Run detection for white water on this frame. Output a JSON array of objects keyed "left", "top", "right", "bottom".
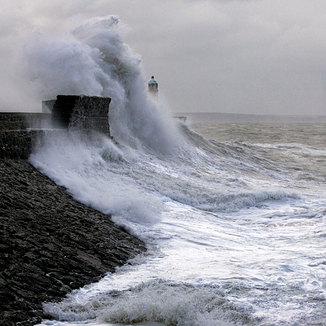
[{"left": 29, "top": 16, "right": 326, "bottom": 326}]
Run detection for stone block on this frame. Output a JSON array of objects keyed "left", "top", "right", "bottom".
[
  {"left": 52, "top": 95, "right": 111, "bottom": 135},
  {"left": 0, "top": 95, "right": 111, "bottom": 159}
]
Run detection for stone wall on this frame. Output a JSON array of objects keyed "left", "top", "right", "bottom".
[
  {"left": 0, "top": 158, "right": 146, "bottom": 326},
  {"left": 0, "top": 95, "right": 111, "bottom": 159},
  {"left": 0, "top": 95, "right": 146, "bottom": 326},
  {"left": 0, "top": 113, "right": 51, "bottom": 159},
  {"left": 52, "top": 95, "right": 111, "bottom": 134},
  {"left": 0, "top": 130, "right": 34, "bottom": 159},
  {"left": 0, "top": 113, "right": 51, "bottom": 131}
]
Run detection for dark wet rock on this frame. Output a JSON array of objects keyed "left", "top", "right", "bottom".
[
  {"left": 52, "top": 95, "right": 111, "bottom": 135},
  {"left": 0, "top": 95, "right": 111, "bottom": 161},
  {"left": 0, "top": 159, "right": 146, "bottom": 326},
  {"left": 0, "top": 113, "right": 51, "bottom": 132}
]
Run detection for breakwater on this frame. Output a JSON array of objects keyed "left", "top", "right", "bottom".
[
  {"left": 0, "top": 95, "right": 111, "bottom": 159},
  {"left": 0, "top": 113, "right": 50, "bottom": 159},
  {"left": 0, "top": 96, "right": 147, "bottom": 326}
]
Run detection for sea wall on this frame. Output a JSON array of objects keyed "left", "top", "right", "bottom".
[
  {"left": 0, "top": 113, "right": 50, "bottom": 159},
  {"left": 0, "top": 96, "right": 147, "bottom": 326},
  {"left": 51, "top": 95, "right": 111, "bottom": 134},
  {"left": 0, "top": 95, "right": 111, "bottom": 159},
  {"left": 0, "top": 159, "right": 146, "bottom": 326}
]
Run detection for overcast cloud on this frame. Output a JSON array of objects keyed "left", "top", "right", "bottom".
[{"left": 0, "top": 0, "right": 326, "bottom": 115}]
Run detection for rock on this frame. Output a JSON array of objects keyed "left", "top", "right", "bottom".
[
  {"left": 0, "top": 95, "right": 111, "bottom": 160},
  {"left": 0, "top": 159, "right": 146, "bottom": 326},
  {"left": 52, "top": 95, "right": 111, "bottom": 135}
]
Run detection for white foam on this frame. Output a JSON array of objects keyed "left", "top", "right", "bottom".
[
  {"left": 30, "top": 131, "right": 163, "bottom": 227},
  {"left": 41, "top": 281, "right": 240, "bottom": 326},
  {"left": 27, "top": 14, "right": 326, "bottom": 326},
  {"left": 25, "top": 15, "right": 185, "bottom": 156}
]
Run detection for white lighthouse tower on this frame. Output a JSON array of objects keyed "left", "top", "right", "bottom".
[{"left": 148, "top": 76, "right": 158, "bottom": 96}]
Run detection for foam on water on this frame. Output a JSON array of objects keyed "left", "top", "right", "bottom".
[
  {"left": 30, "top": 15, "right": 326, "bottom": 326},
  {"left": 32, "top": 128, "right": 326, "bottom": 325},
  {"left": 31, "top": 131, "right": 163, "bottom": 226}
]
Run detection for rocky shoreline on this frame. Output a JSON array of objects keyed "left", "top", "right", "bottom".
[{"left": 0, "top": 158, "right": 146, "bottom": 326}]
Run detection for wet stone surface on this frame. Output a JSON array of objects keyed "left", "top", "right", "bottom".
[{"left": 0, "top": 159, "right": 146, "bottom": 326}]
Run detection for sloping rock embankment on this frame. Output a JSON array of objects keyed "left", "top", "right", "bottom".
[{"left": 0, "top": 158, "right": 146, "bottom": 326}]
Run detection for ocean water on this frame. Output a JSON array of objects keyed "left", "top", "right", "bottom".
[
  {"left": 31, "top": 120, "right": 326, "bottom": 326},
  {"left": 28, "top": 15, "right": 326, "bottom": 326}
]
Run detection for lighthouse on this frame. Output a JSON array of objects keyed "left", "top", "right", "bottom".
[{"left": 148, "top": 76, "right": 158, "bottom": 95}]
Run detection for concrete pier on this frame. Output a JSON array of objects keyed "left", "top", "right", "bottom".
[
  {"left": 0, "top": 113, "right": 51, "bottom": 159},
  {"left": 0, "top": 95, "right": 111, "bottom": 159},
  {"left": 52, "top": 95, "right": 111, "bottom": 134}
]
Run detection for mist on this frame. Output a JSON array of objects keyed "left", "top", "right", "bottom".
[{"left": 0, "top": 0, "right": 325, "bottom": 115}]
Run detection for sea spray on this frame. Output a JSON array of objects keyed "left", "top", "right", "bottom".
[
  {"left": 25, "top": 15, "right": 185, "bottom": 156},
  {"left": 27, "top": 14, "right": 191, "bottom": 232},
  {"left": 32, "top": 122, "right": 326, "bottom": 325},
  {"left": 30, "top": 131, "right": 163, "bottom": 227},
  {"left": 26, "top": 14, "right": 326, "bottom": 326},
  {"left": 43, "top": 281, "right": 242, "bottom": 326}
]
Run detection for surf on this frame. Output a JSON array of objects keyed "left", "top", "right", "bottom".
[{"left": 28, "top": 15, "right": 326, "bottom": 326}]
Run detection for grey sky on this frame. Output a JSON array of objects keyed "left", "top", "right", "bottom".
[{"left": 1, "top": 0, "right": 326, "bottom": 115}]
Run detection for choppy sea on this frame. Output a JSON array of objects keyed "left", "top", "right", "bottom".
[
  {"left": 26, "top": 15, "right": 326, "bottom": 326},
  {"left": 31, "top": 116, "right": 326, "bottom": 326}
]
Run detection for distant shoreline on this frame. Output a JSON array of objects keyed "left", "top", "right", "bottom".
[{"left": 176, "top": 112, "right": 326, "bottom": 124}]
